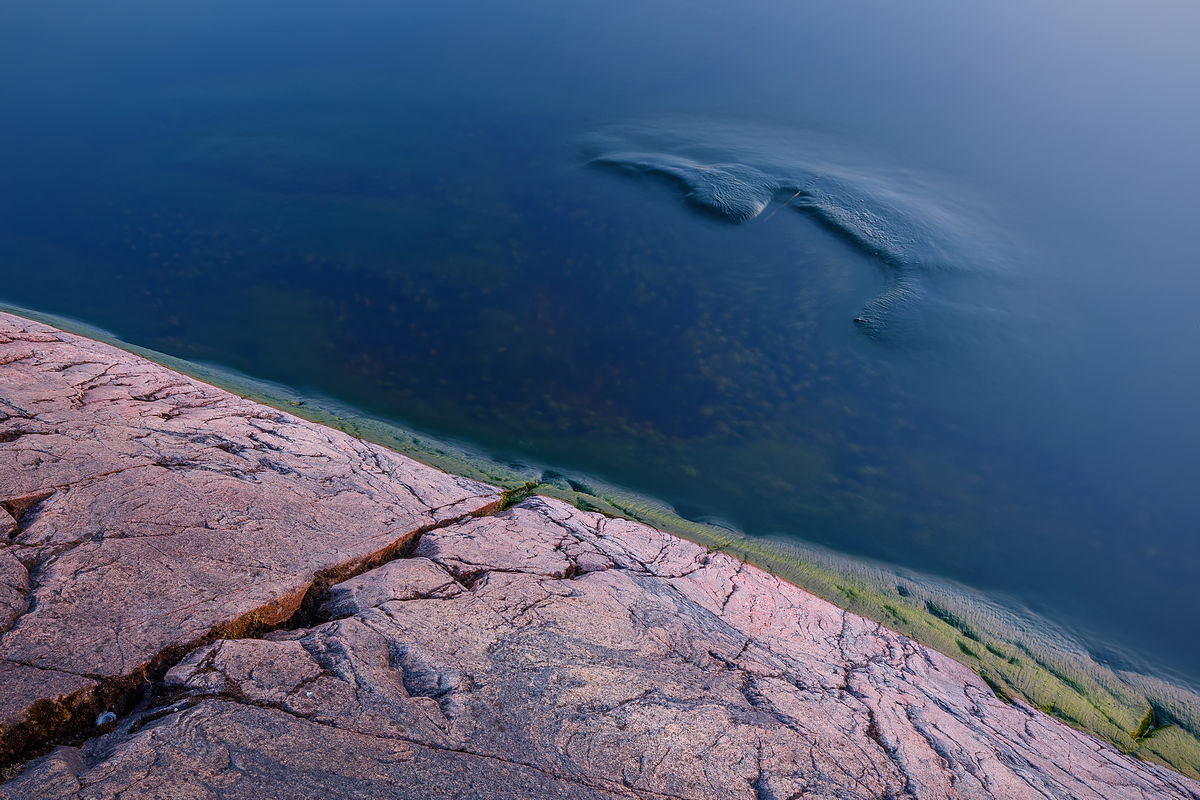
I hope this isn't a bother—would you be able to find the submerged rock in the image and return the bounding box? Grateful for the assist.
[592,151,779,222]
[588,122,1012,346]
[1,311,1198,799]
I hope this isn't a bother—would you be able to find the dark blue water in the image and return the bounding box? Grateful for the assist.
[2,0,1198,681]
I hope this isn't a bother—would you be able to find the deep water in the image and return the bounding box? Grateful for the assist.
[1,0,1198,686]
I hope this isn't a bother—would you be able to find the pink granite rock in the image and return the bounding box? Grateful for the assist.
[2,313,1198,799]
[0,313,501,762]
[4,496,1197,798]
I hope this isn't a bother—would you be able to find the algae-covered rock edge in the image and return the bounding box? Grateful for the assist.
[4,302,1199,780]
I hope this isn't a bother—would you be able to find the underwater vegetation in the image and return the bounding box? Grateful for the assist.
[588,122,1012,344]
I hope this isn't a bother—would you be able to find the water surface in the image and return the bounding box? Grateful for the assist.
[2,0,1198,684]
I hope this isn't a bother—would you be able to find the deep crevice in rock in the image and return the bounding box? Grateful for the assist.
[0,491,56,531]
[0,496,502,775]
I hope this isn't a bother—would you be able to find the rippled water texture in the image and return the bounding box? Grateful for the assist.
[588,123,1015,343]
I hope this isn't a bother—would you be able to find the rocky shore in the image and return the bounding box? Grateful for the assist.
[1,311,1197,799]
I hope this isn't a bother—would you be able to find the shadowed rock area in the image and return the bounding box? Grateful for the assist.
[1,312,1198,799]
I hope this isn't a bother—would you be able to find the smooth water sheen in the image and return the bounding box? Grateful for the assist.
[2,1,1198,685]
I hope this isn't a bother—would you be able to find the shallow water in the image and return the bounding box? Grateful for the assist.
[1,0,1198,685]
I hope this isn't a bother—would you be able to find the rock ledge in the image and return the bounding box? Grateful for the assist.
[2,312,1198,799]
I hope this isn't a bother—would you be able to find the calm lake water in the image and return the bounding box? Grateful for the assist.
[2,1,1198,682]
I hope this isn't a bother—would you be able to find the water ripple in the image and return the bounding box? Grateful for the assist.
[587,122,1014,344]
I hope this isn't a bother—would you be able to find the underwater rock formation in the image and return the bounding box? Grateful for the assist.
[589,123,1005,342]
[1,312,1198,799]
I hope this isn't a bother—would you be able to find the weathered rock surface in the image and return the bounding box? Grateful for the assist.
[2,311,1199,799]
[0,313,501,763]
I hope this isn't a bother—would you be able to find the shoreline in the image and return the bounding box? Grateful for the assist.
[3,303,1199,780]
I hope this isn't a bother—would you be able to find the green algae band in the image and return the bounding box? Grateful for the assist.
[7,302,1200,780]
